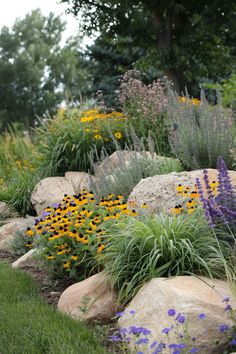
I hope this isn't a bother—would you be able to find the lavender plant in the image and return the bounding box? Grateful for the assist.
[196,157,236,243]
[167,89,235,169]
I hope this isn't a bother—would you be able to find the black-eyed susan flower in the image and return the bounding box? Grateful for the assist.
[47,254,55,260]
[94,134,102,140]
[114,131,122,139]
[171,205,183,215]
[63,261,70,269]
[97,243,105,254]
[26,227,34,237]
[190,191,200,198]
[71,255,78,261]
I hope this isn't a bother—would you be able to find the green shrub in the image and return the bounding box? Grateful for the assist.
[102,211,230,302]
[166,89,235,169]
[36,108,128,176]
[0,129,41,215]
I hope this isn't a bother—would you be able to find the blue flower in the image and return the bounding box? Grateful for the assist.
[130,309,136,315]
[162,327,170,334]
[198,313,206,319]
[219,324,230,332]
[223,296,230,302]
[116,311,125,317]
[150,340,158,349]
[224,304,232,312]
[108,335,120,342]
[230,338,236,345]
[176,313,186,324]
[137,352,144,354]
[173,350,181,354]
[136,338,149,345]
[119,327,128,335]
[189,348,199,353]
[168,309,176,316]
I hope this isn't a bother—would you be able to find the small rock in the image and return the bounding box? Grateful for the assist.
[58,272,120,323]
[0,217,35,251]
[12,249,38,269]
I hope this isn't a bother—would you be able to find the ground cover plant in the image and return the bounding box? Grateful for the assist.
[167,90,235,170]
[0,262,108,354]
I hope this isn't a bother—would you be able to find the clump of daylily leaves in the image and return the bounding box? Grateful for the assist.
[25,190,144,278]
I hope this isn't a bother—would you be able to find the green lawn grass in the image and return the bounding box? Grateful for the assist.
[0,262,108,354]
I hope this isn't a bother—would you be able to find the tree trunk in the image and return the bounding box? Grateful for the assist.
[142,1,187,93]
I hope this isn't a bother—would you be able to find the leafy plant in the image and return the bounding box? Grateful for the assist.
[116,70,171,155]
[102,211,231,302]
[167,89,235,169]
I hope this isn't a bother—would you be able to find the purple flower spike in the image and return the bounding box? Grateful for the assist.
[168,309,176,316]
[198,313,206,319]
[136,338,149,345]
[109,335,120,342]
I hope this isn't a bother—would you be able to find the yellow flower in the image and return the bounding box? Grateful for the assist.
[47,255,55,260]
[26,228,34,237]
[71,255,78,261]
[94,134,102,140]
[80,116,94,123]
[63,261,70,269]
[171,205,183,215]
[97,244,105,254]
[114,131,122,139]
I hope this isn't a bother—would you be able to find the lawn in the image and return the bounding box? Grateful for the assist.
[0,262,108,354]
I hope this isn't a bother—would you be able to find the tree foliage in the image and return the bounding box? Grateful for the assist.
[0,9,88,130]
[61,0,236,92]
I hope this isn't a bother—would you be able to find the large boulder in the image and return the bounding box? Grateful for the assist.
[57,272,120,323]
[31,172,94,216]
[0,217,35,251]
[119,276,236,354]
[128,169,236,214]
[94,150,159,176]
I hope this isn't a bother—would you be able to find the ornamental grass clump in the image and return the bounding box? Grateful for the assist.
[102,211,230,302]
[25,190,140,280]
[90,132,183,199]
[167,89,235,169]
[196,157,236,244]
[116,70,170,155]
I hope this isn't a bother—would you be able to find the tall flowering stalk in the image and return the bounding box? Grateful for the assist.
[196,157,236,243]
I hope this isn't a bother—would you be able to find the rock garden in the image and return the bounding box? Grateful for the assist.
[0,73,236,354]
